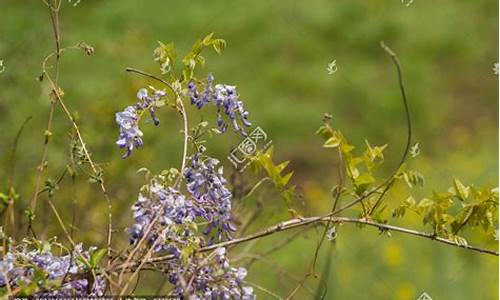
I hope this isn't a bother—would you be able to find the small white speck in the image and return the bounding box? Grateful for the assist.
[326,60,338,75]
[416,292,433,300]
[410,142,420,158]
[493,62,499,75]
[68,0,81,7]
[0,60,4,73]
[327,226,337,241]
[401,0,414,7]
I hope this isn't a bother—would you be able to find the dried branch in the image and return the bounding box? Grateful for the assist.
[115,214,497,273]
[35,0,115,276]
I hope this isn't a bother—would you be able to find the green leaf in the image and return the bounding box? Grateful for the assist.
[323,136,340,148]
[400,170,424,188]
[250,147,296,206]
[180,33,226,81]
[452,178,469,201]
[89,248,107,268]
[153,41,176,74]
[0,193,8,205]
[364,140,387,162]
[354,172,375,193]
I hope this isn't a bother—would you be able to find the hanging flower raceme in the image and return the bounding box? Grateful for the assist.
[129,182,198,254]
[184,147,236,243]
[0,241,106,296]
[135,87,167,126]
[213,83,251,134]
[116,106,143,158]
[187,74,251,135]
[166,247,255,299]
[187,73,214,110]
[115,87,167,158]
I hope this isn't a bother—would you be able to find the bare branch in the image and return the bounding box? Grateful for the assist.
[115,214,497,272]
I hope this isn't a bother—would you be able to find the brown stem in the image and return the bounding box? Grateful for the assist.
[116,215,497,273]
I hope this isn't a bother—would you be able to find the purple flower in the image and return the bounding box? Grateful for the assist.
[166,247,255,299]
[187,74,251,135]
[136,87,167,126]
[115,106,143,158]
[0,241,106,296]
[213,83,251,135]
[188,73,214,109]
[129,183,197,252]
[183,147,236,242]
[115,87,167,158]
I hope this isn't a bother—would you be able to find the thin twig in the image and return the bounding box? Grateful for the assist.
[368,41,413,215]
[115,201,170,285]
[312,148,344,272]
[332,41,413,216]
[177,97,189,185]
[38,1,115,273]
[118,214,497,272]
[4,116,32,236]
[125,67,175,91]
[288,147,344,299]
[118,227,170,296]
[7,116,32,188]
[43,61,114,272]
[124,67,189,187]
[47,196,99,290]
[29,0,62,234]
[47,198,75,246]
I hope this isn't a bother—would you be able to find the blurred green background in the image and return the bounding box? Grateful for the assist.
[0,0,498,299]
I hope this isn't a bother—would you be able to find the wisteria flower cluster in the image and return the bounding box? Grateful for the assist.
[127,170,254,298]
[129,182,197,254]
[117,34,255,298]
[115,87,167,158]
[187,74,251,135]
[0,240,105,296]
[166,247,255,299]
[184,147,236,243]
